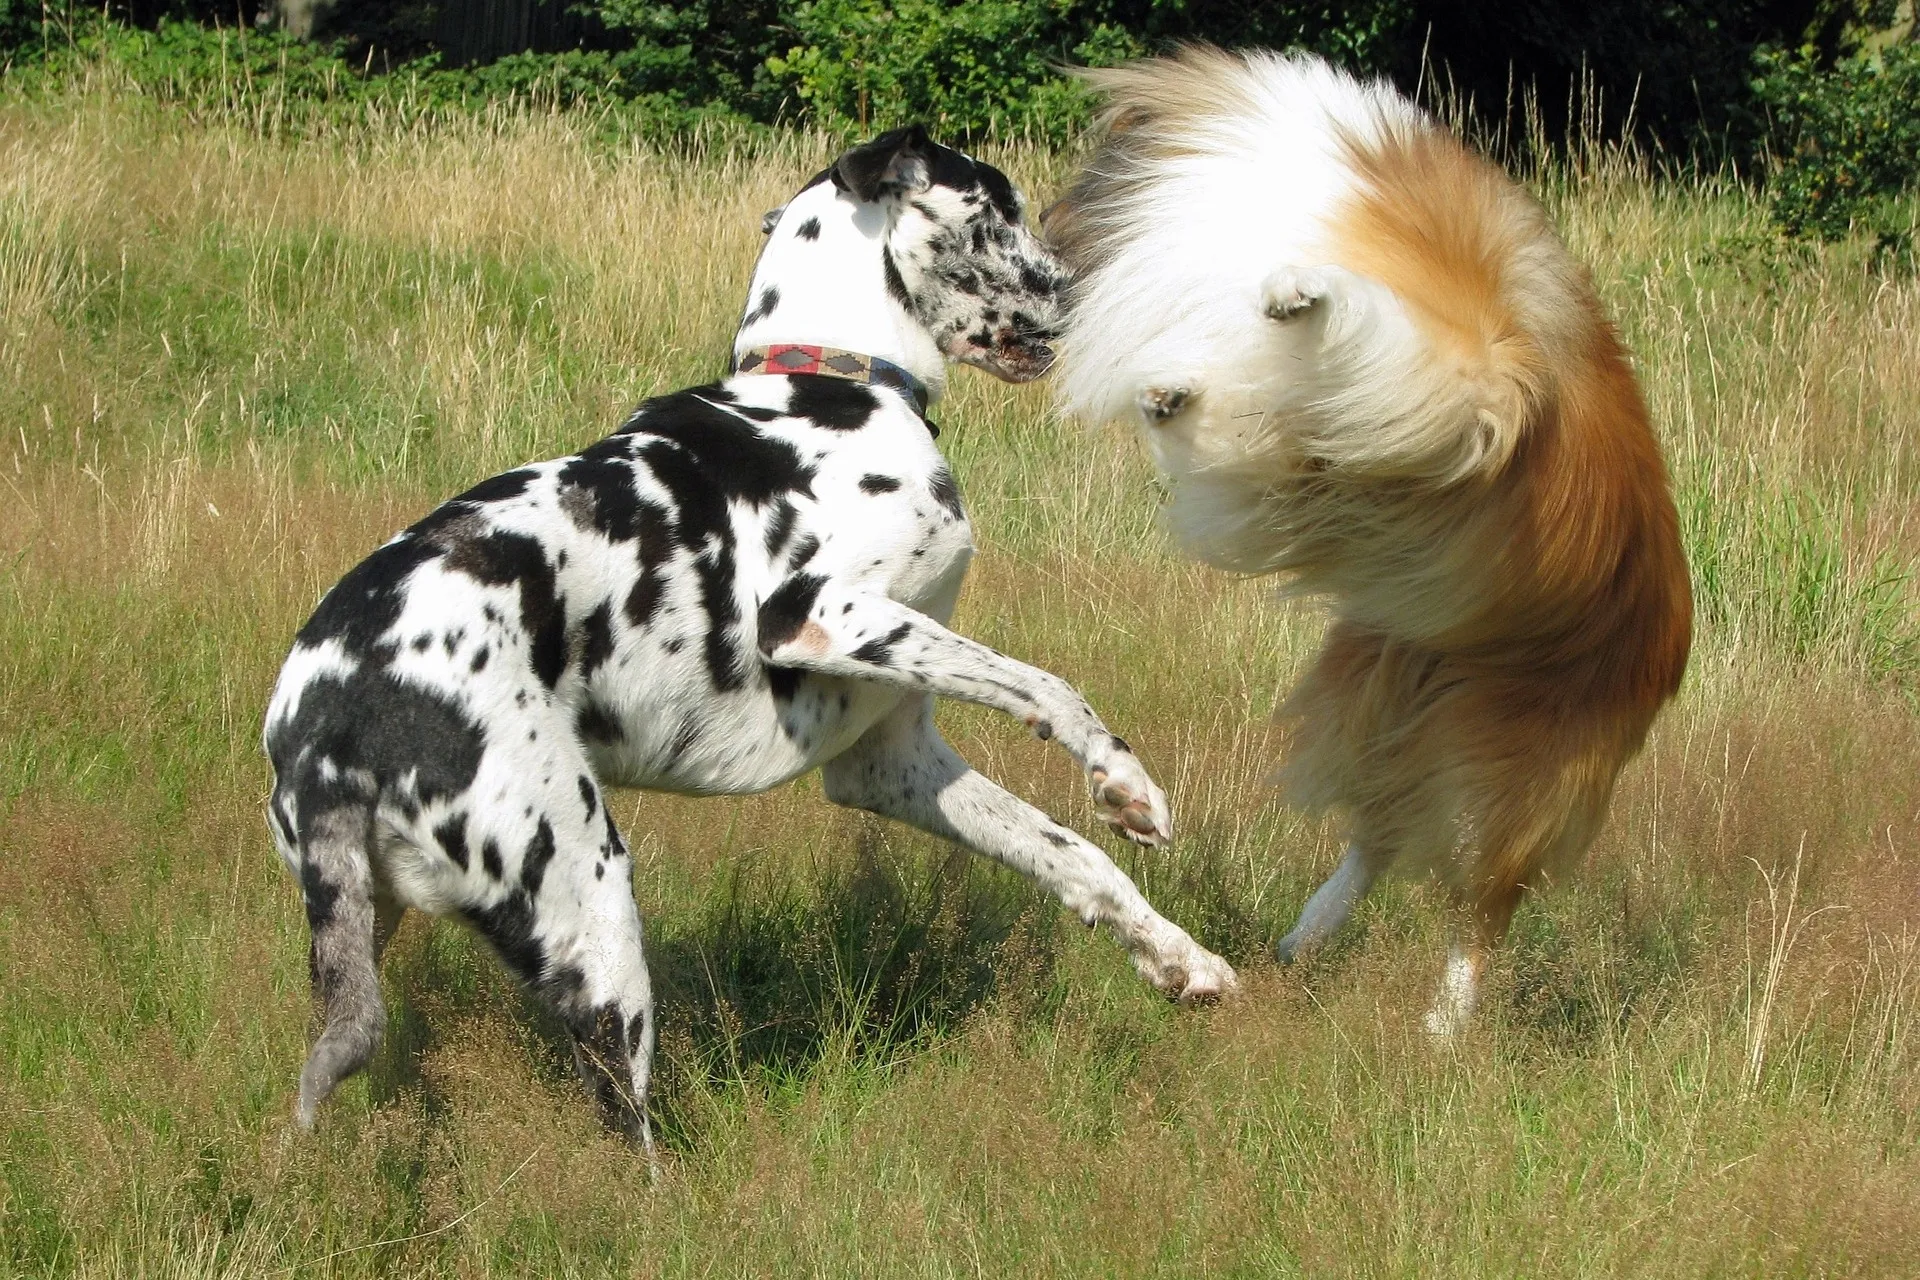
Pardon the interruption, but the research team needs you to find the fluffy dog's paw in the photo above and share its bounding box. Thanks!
[1137,384,1193,424]
[1262,266,1331,321]
[1087,737,1172,847]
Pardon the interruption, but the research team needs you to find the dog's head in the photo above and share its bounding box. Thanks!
[752,127,1066,385]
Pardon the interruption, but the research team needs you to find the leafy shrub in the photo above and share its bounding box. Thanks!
[764,0,1137,143]
[1752,41,1920,245]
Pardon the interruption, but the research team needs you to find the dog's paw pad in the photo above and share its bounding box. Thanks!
[1088,752,1172,846]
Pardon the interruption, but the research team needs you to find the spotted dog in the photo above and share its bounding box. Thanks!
[265,126,1238,1147]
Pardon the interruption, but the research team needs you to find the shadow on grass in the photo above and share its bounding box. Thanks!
[364,826,1085,1148]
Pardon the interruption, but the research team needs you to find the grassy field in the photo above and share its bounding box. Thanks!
[2,66,1918,1277]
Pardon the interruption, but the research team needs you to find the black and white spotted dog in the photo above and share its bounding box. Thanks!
[265,126,1238,1146]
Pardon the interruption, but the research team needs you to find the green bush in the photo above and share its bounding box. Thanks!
[1752,41,1920,246]
[764,0,1136,143]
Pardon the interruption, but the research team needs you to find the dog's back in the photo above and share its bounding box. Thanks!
[1052,47,1691,1016]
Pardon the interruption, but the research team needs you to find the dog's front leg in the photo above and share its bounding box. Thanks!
[821,695,1236,1002]
[758,581,1170,846]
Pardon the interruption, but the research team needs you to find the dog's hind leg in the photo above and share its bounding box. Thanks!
[463,771,657,1151]
[822,696,1236,1001]
[295,808,387,1130]
[1275,844,1382,963]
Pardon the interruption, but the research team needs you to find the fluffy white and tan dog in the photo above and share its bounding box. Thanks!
[1048,46,1693,1032]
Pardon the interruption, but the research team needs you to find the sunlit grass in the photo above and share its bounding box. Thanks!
[1,69,1917,1277]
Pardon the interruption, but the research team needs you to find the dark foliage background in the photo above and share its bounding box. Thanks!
[1,0,1916,241]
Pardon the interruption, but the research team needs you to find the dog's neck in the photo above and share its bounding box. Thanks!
[733,180,947,404]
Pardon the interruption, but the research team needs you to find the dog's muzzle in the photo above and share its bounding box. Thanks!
[959,328,1056,383]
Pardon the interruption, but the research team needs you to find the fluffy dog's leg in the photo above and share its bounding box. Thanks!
[295,809,386,1129]
[760,583,1171,846]
[823,697,1237,1001]
[1423,883,1524,1037]
[1275,844,1380,962]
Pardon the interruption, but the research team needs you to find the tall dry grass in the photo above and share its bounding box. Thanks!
[1,68,1917,1277]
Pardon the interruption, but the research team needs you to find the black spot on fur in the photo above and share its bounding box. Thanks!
[465,888,544,982]
[881,247,913,311]
[859,474,901,494]
[520,818,557,896]
[578,601,615,678]
[627,388,817,528]
[577,775,597,821]
[694,553,745,691]
[300,861,341,931]
[293,535,442,659]
[557,454,645,541]
[1042,829,1072,848]
[266,668,486,845]
[786,535,821,571]
[744,286,781,325]
[850,622,913,665]
[481,838,505,880]
[454,468,538,505]
[577,698,623,744]
[756,573,827,654]
[928,467,964,519]
[434,813,471,871]
[625,573,665,629]
[786,377,877,431]
[763,499,798,559]
[795,216,821,240]
[442,530,567,689]
[616,387,820,694]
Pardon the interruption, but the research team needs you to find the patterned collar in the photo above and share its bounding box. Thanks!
[734,344,933,422]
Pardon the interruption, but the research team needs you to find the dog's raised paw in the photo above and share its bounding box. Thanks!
[1137,385,1193,423]
[1262,266,1330,322]
[1087,748,1172,847]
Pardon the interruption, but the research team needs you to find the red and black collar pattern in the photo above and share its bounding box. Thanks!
[735,344,932,421]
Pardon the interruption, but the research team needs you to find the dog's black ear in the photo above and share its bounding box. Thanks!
[760,204,786,235]
[833,125,932,203]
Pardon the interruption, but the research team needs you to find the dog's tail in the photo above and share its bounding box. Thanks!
[292,807,386,1129]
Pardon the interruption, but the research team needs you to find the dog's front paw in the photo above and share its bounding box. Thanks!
[1262,266,1331,321]
[1130,931,1240,1004]
[1137,384,1194,424]
[1087,736,1172,847]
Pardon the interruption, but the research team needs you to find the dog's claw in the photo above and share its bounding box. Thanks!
[1262,266,1330,321]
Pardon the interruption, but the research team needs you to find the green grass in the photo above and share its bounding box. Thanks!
[2,70,1918,1277]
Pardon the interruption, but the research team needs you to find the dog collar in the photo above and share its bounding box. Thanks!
[734,344,933,421]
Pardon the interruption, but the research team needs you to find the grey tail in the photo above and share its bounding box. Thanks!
[293,810,386,1129]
